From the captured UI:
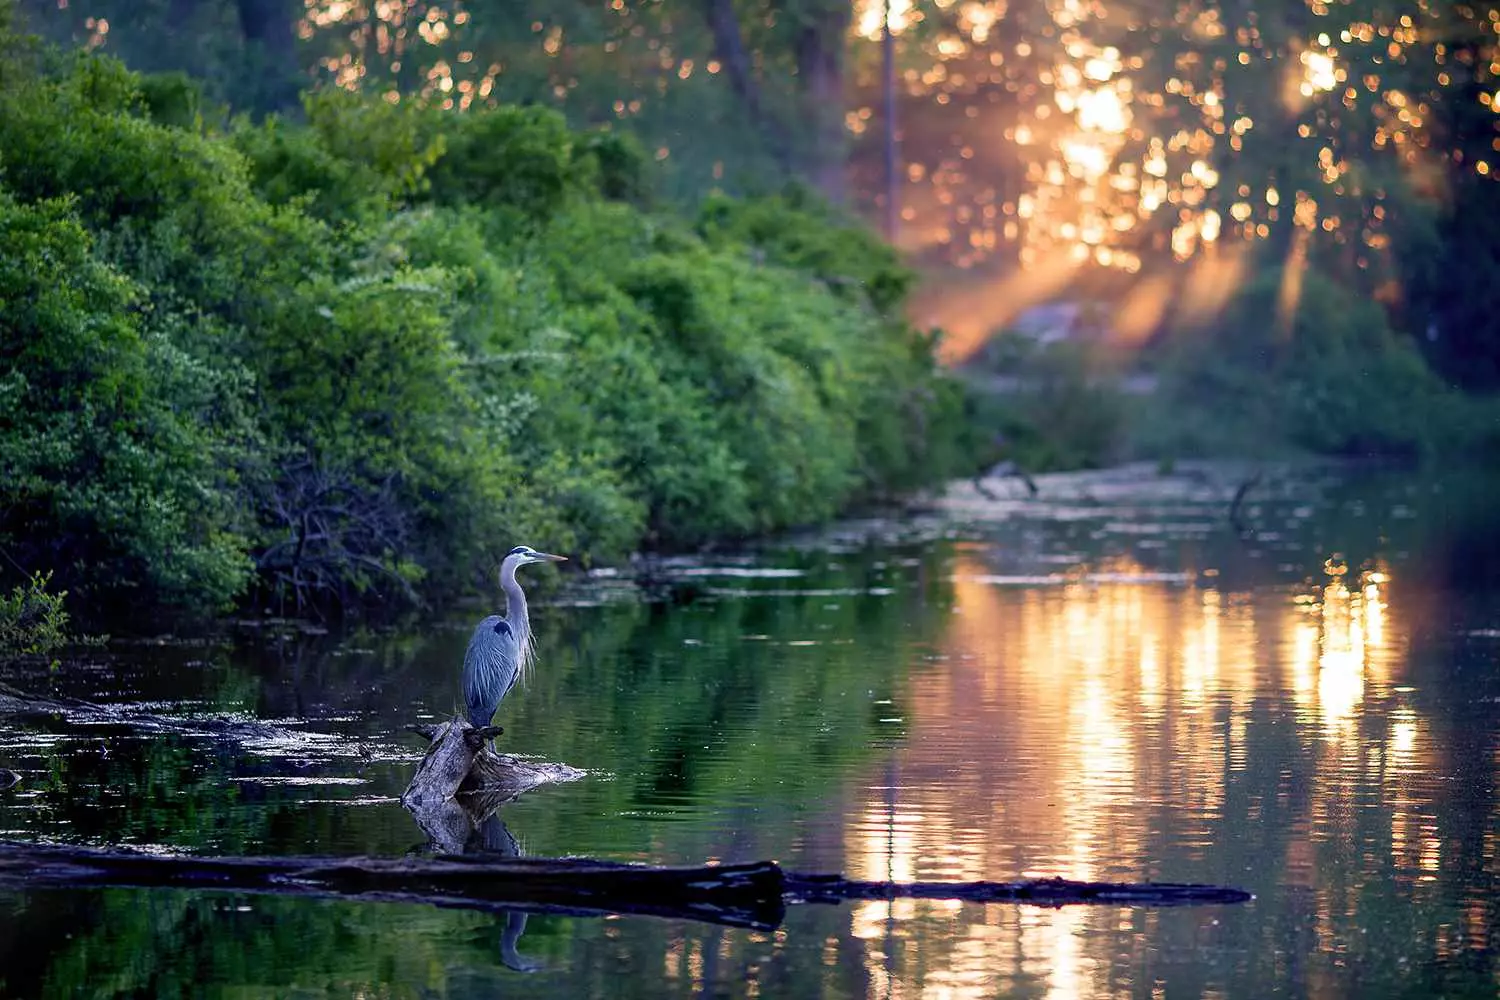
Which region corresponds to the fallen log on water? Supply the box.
[0,840,1252,933]
[0,840,788,929]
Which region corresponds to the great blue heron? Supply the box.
[463,545,567,734]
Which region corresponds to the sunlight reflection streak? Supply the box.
[846,549,1423,997]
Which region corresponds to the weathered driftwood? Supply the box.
[399,722,585,827]
[0,839,1252,933]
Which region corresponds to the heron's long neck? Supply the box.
[500,558,535,682]
[500,561,530,646]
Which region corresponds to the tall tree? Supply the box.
[791,0,854,202]
[702,0,794,176]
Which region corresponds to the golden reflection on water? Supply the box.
[845,552,1435,998]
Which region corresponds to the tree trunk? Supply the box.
[795,3,852,204]
[700,0,793,178]
[235,0,301,110]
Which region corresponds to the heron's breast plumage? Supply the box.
[462,615,522,728]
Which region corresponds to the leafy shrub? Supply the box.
[425,104,581,222]
[302,88,444,200]
[527,201,967,538]
[574,128,654,206]
[963,335,1128,472]
[0,194,255,614]
[0,572,71,661]
[232,113,393,225]
[244,258,531,605]
[136,70,208,129]
[1152,267,1448,459]
[696,187,915,316]
[0,52,328,327]
[854,331,973,493]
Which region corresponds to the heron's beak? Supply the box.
[535,552,568,563]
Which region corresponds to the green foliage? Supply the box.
[575,127,655,206]
[0,37,974,624]
[304,88,445,199]
[515,200,970,541]
[0,194,255,614]
[425,103,582,222]
[1149,268,1450,460]
[134,70,208,129]
[963,270,1495,472]
[231,113,393,225]
[0,50,326,326]
[0,571,70,661]
[252,267,467,475]
[965,335,1129,472]
[696,187,915,316]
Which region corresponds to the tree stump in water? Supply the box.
[401,719,585,850]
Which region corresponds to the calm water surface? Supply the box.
[2,463,1498,998]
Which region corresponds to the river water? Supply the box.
[1,462,1497,998]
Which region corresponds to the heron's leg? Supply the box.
[463,724,505,752]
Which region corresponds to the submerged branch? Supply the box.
[1229,470,1265,535]
[787,873,1254,908]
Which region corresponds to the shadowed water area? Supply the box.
[2,462,1498,998]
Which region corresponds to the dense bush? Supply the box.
[0,194,255,614]
[0,572,71,662]
[695,186,915,316]
[963,265,1497,471]
[1144,268,1454,460]
[961,336,1128,472]
[0,43,974,624]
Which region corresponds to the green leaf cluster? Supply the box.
[966,336,1130,472]
[0,571,70,660]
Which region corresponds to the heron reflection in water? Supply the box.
[463,545,567,737]
[470,809,541,973]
